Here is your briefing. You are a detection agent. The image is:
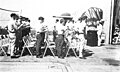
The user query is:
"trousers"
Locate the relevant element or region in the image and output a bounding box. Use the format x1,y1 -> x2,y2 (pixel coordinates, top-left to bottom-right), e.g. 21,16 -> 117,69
9,33 -> 16,56
55,34 -> 65,58
36,32 -> 45,56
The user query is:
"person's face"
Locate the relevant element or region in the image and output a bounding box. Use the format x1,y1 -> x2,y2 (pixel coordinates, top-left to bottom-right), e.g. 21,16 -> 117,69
39,20 -> 44,23
54,26 -> 56,29
22,20 -> 26,24
16,19 -> 21,25
67,26 -> 69,29
11,17 -> 16,22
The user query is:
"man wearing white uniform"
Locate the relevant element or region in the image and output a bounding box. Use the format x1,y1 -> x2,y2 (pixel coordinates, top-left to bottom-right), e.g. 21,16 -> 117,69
35,16 -> 48,58
97,20 -> 104,46
8,13 -> 19,58
53,19 -> 59,42
55,19 -> 66,59
75,20 -> 86,59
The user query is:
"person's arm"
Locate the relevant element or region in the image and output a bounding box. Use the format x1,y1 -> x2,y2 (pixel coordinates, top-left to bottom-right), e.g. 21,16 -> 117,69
8,23 -> 15,33
44,31 -> 48,42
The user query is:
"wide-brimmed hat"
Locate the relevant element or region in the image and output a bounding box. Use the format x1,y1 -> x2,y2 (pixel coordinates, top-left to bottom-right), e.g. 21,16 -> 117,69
53,13 -> 73,19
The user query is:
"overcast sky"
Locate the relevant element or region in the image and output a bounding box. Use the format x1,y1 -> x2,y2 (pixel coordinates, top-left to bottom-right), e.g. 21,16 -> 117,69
0,0 -> 111,27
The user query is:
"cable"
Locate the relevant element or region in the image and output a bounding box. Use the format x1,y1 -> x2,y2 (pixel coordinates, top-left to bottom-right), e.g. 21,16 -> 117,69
0,8 -> 19,12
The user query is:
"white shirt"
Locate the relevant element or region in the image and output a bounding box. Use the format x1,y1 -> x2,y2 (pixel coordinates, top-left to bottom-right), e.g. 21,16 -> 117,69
75,21 -> 86,33
68,22 -> 74,29
47,22 -> 54,31
56,23 -> 65,34
35,22 -> 48,33
97,24 -> 103,35
7,20 -> 17,38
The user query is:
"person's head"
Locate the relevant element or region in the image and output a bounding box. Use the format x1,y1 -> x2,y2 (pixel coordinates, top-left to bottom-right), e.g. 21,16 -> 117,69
10,13 -> 19,21
99,21 -> 104,26
97,20 -> 104,26
28,19 -> 31,23
60,19 -> 67,26
55,19 -> 59,23
38,16 -> 44,23
16,18 -> 21,25
78,16 -> 87,23
20,16 -> 26,24
67,26 -> 70,29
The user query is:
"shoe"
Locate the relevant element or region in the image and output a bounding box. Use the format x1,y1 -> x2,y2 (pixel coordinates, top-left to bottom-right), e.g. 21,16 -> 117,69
11,55 -> 20,58
36,55 -> 40,58
36,55 -> 43,58
61,57 -> 64,59
58,56 -> 64,59
7,53 -> 10,56
79,57 -> 86,59
39,55 -> 43,58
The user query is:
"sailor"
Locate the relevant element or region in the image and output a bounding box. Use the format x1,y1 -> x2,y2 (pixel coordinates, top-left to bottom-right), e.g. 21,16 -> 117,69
7,13 -> 19,58
55,19 -> 66,59
97,20 -> 104,46
35,16 -> 48,58
75,20 -> 86,59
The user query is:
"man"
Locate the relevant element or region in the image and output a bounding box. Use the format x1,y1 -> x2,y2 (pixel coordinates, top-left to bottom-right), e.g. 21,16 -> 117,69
53,19 -> 59,42
55,19 -> 66,59
7,13 -> 19,58
97,20 -> 104,46
15,17 -> 31,55
35,16 -> 48,58
75,20 -> 86,59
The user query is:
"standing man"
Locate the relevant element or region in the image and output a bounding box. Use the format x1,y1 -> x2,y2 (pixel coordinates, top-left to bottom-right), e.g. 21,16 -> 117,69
53,19 -> 59,42
8,13 -> 19,58
55,19 -> 66,59
75,20 -> 86,59
97,20 -> 104,46
35,16 -> 48,58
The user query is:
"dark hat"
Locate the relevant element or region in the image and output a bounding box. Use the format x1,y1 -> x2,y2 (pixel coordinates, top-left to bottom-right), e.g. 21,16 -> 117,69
38,16 -> 44,20
25,18 -> 30,22
28,19 -> 30,22
56,19 -> 59,22
53,13 -> 73,19
20,16 -> 26,21
10,13 -> 19,20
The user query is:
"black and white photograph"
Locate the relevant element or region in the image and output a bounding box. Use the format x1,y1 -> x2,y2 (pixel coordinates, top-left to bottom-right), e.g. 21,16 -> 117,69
0,0 -> 120,72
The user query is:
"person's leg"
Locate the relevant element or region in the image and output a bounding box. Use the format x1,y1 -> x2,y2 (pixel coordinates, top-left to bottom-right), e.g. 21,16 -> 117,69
79,38 -> 86,59
10,37 -> 16,56
36,32 -> 45,58
57,47 -> 62,58
98,35 -> 101,46
61,40 -> 65,58
79,43 -> 83,57
58,35 -> 64,58
40,32 -> 45,56
36,34 -> 41,57
55,38 -> 61,58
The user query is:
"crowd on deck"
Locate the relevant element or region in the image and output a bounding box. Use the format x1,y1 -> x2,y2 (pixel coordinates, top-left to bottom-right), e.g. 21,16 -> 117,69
0,7 -> 105,59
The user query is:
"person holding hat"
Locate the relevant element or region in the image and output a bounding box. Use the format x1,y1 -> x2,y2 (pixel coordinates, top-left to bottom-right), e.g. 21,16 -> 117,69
14,17 -> 31,55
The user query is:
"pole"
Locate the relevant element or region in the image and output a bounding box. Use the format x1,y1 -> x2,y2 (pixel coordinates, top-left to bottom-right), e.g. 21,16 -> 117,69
109,0 -> 114,44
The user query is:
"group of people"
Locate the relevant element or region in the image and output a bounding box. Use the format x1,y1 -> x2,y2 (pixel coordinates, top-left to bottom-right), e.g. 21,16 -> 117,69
6,13 -> 104,59
35,16 -> 87,59
7,13 -> 31,58
34,16 -> 104,59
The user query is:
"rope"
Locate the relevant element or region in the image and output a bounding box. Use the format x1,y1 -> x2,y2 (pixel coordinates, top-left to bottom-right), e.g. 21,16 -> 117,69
0,8 -> 19,12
